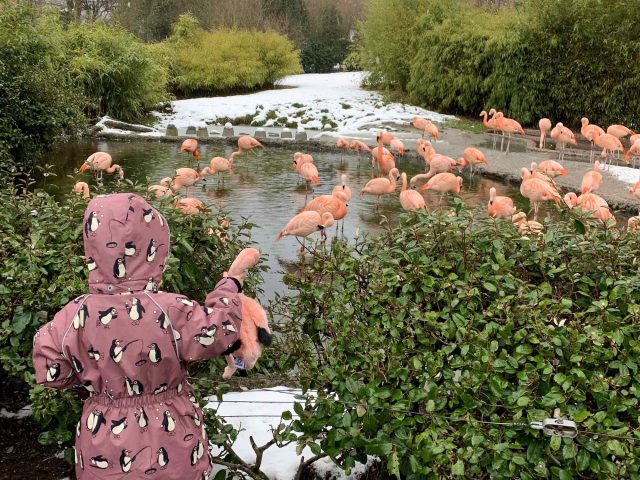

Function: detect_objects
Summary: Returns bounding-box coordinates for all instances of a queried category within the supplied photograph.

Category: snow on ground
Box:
[95,116,163,137]
[608,164,640,185]
[205,387,376,479]
[153,72,454,135]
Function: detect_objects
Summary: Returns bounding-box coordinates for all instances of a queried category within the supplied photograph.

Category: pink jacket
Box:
[33,193,242,479]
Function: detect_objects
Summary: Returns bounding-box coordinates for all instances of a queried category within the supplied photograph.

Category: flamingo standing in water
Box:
[303,191,349,235]
[276,211,335,251]
[419,172,463,206]
[539,118,552,149]
[337,137,349,162]
[173,197,207,215]
[493,112,525,153]
[293,155,319,193]
[373,132,396,175]
[550,122,577,161]
[360,167,400,210]
[349,140,371,161]
[390,138,405,156]
[203,156,234,185]
[626,139,640,167]
[230,136,264,162]
[417,139,436,169]
[377,130,395,145]
[487,187,516,219]
[581,117,605,163]
[171,167,205,194]
[581,161,602,194]
[480,109,499,148]
[74,182,90,199]
[80,152,124,182]
[519,167,561,220]
[180,138,201,167]
[457,147,488,175]
[332,174,352,201]
[399,172,426,211]
[412,155,457,183]
[148,178,173,200]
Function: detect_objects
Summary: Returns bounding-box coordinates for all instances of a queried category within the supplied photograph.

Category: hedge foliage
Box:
[275,204,640,478]
[359,0,640,126]
[0,173,262,445]
[163,14,302,95]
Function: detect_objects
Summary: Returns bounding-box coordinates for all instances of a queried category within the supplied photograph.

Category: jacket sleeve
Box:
[32,302,81,389]
[175,278,243,362]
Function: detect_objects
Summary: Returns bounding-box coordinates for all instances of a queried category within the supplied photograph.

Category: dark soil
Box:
[0,374,74,480]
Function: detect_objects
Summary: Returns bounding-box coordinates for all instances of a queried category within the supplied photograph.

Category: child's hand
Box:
[224,248,260,286]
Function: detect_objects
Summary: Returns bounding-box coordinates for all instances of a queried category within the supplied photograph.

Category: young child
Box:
[33,193,254,479]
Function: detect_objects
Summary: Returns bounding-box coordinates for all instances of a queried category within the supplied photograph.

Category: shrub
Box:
[274,206,640,478]
[63,21,169,121]
[0,173,262,445]
[0,3,83,166]
[165,14,302,95]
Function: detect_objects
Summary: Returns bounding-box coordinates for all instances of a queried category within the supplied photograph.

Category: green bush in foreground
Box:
[0,174,262,445]
[165,14,302,95]
[275,205,640,478]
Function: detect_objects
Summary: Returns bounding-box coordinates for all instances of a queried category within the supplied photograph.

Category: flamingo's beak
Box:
[80,163,88,173]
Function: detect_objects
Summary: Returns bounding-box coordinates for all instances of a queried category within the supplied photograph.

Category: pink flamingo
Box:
[73,181,90,199]
[276,211,335,251]
[457,147,488,175]
[628,211,640,229]
[349,140,371,161]
[591,130,624,169]
[171,168,203,192]
[520,167,561,220]
[203,156,234,185]
[581,161,602,194]
[487,187,516,219]
[377,130,395,145]
[493,112,524,153]
[417,139,436,169]
[564,192,613,224]
[360,167,400,210]
[418,173,463,207]
[303,191,348,235]
[625,139,640,167]
[148,177,173,199]
[173,197,206,215]
[530,163,555,185]
[413,154,457,183]
[337,137,349,161]
[390,138,405,156]
[512,212,544,235]
[399,172,426,211]
[373,132,396,175]
[536,160,568,177]
[80,152,124,181]
[230,136,264,162]
[480,109,499,148]
[607,124,635,139]
[294,161,319,193]
[628,180,640,201]
[581,117,606,163]
[180,138,201,167]
[332,174,352,201]
[539,118,552,149]
[550,122,577,161]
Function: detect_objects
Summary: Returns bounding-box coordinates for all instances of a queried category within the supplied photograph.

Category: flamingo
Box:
[390,138,405,156]
[607,124,635,139]
[539,118,552,149]
[487,187,516,219]
[180,138,201,167]
[519,167,561,220]
[412,115,428,132]
[373,132,396,175]
[423,121,439,142]
[173,197,207,215]
[360,167,400,210]
[276,211,335,251]
[303,191,348,235]
[331,174,352,201]
[581,161,602,194]
[457,147,488,175]
[625,139,640,167]
[628,180,640,201]
[628,211,640,229]
[337,137,349,162]
[203,156,234,185]
[230,135,264,162]
[294,160,319,193]
[171,168,203,192]
[80,152,124,181]
[530,163,555,185]
[293,152,314,166]
[418,173,463,207]
[512,212,544,235]
[480,109,499,148]
[591,130,624,169]
[581,118,605,163]
[417,139,436,169]
[399,172,426,211]
[413,154,457,183]
[493,112,524,153]
[564,192,613,224]
[73,182,90,199]
[148,177,173,199]
[550,122,577,161]
[536,160,568,178]
[349,140,371,160]
[377,130,395,145]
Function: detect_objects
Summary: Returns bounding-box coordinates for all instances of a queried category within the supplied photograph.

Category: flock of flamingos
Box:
[75,109,640,250]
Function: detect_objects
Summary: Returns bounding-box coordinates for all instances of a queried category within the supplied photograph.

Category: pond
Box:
[43,139,536,301]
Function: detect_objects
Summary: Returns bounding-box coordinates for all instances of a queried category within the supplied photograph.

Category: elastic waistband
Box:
[89,386,183,407]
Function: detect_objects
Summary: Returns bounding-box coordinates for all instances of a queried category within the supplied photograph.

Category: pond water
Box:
[43,139,535,301]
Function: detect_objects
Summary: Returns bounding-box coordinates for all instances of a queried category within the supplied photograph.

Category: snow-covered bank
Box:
[153,72,454,135]
[205,387,377,479]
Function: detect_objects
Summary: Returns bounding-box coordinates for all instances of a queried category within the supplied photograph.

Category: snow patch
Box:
[204,387,374,479]
[153,72,454,135]
[608,165,640,185]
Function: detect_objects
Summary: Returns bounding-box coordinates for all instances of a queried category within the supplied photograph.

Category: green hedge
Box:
[164,14,302,95]
[359,0,640,126]
[275,205,640,478]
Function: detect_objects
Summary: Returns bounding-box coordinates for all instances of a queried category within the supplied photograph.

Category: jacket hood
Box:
[83,193,170,294]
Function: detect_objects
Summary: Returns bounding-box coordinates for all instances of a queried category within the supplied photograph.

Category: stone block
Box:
[165,124,178,137]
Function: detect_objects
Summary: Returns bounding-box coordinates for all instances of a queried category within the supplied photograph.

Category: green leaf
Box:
[451,459,465,476]
[574,219,585,234]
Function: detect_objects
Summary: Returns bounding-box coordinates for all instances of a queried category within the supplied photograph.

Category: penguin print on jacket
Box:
[71,356,84,374]
[97,307,117,328]
[157,447,169,469]
[222,319,237,335]
[156,312,169,332]
[190,439,204,466]
[144,277,157,292]
[109,340,127,363]
[84,212,100,237]
[83,380,95,393]
[153,383,168,394]
[126,298,145,324]
[73,304,88,330]
[142,208,154,224]
[176,297,194,307]
[146,239,158,262]
[110,417,128,438]
[113,256,126,279]
[119,449,133,473]
[194,328,215,348]
[125,376,134,396]
[87,346,101,361]
[124,241,137,257]
[148,343,161,364]
[75,447,84,470]
[87,257,97,271]
[131,380,144,395]
[86,409,107,437]
[46,361,61,382]
[134,407,148,431]
[161,411,176,434]
[90,455,111,469]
